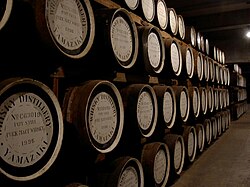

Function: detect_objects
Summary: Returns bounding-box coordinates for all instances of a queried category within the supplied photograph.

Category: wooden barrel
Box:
[196,31,201,51]
[199,87,207,116]
[181,45,195,79]
[203,119,212,146]
[155,0,168,30]
[207,86,214,113]
[118,0,139,11]
[219,65,224,85]
[214,62,219,84]
[120,84,158,139]
[203,56,209,82]
[63,80,124,154]
[35,0,95,59]
[226,109,231,129]
[205,38,209,55]
[195,123,205,154]
[200,34,205,53]
[184,26,196,47]
[188,86,200,120]
[167,8,178,36]
[153,85,176,129]
[140,0,156,22]
[218,88,224,110]
[137,25,165,75]
[177,14,185,40]
[220,111,227,133]
[141,142,170,187]
[195,52,204,81]
[209,58,215,82]
[226,68,230,86]
[92,156,144,187]
[214,88,219,111]
[182,125,197,164]
[224,110,230,130]
[0,77,63,181]
[223,89,227,109]
[163,134,185,176]
[210,117,218,140]
[215,113,222,137]
[164,38,183,77]
[226,89,230,107]
[172,85,190,124]
[93,7,139,71]
[0,0,13,30]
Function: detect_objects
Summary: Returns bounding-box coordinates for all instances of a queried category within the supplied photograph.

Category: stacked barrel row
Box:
[228,64,248,120]
[0,0,238,187]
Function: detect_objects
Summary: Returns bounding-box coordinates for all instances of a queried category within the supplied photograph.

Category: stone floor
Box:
[170,105,250,187]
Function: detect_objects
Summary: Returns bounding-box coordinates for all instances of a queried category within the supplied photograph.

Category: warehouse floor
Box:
[170,105,250,187]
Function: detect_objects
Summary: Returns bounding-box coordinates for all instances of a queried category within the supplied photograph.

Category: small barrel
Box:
[196,31,201,51]
[155,0,168,30]
[163,134,185,176]
[140,0,156,22]
[226,109,231,129]
[120,84,158,139]
[220,111,227,132]
[93,7,139,71]
[177,14,185,40]
[205,38,209,55]
[63,80,124,154]
[219,65,224,85]
[164,38,183,77]
[218,88,224,110]
[200,35,205,53]
[226,68,231,86]
[203,56,210,82]
[117,0,139,11]
[137,25,165,75]
[210,117,218,140]
[195,52,204,82]
[182,125,197,164]
[92,156,144,187]
[207,86,214,113]
[214,62,219,83]
[184,26,196,47]
[209,58,215,82]
[172,85,190,124]
[215,113,222,137]
[0,77,64,181]
[199,87,208,116]
[181,45,195,79]
[203,119,212,146]
[188,86,200,120]
[141,142,170,187]
[0,0,13,31]
[153,85,176,130]
[214,88,219,111]
[167,8,178,36]
[195,123,205,154]
[35,0,95,59]
[226,89,230,107]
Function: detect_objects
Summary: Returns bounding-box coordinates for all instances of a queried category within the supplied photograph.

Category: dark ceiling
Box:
[166,0,250,64]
